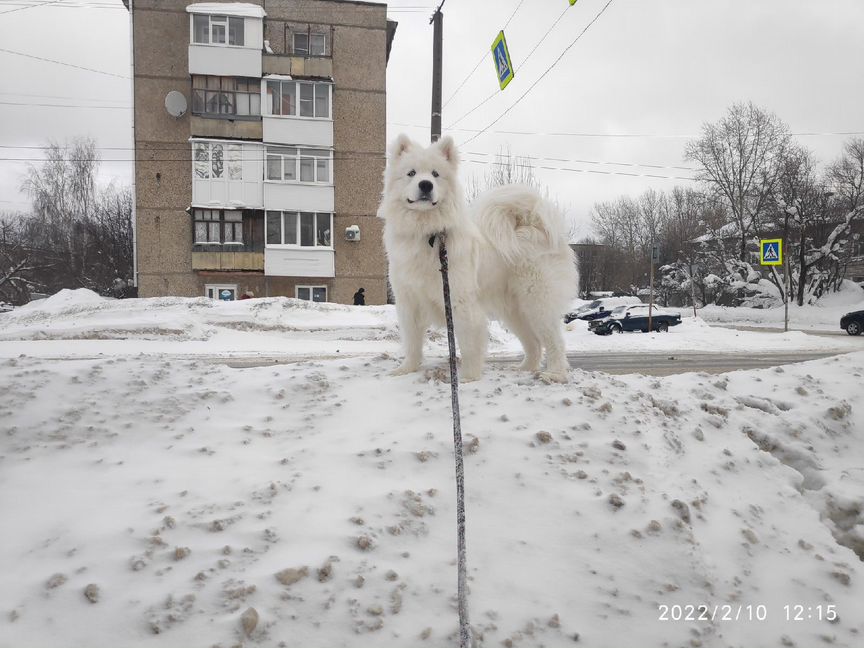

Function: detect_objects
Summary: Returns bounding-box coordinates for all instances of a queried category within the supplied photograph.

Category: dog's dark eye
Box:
[407,170,416,177]
[432,170,439,178]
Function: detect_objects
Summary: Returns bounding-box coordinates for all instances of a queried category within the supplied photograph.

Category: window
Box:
[206,284,239,301]
[296,286,327,302]
[292,30,327,56]
[193,142,243,180]
[194,209,244,245]
[191,14,244,46]
[266,211,332,247]
[265,147,331,183]
[265,80,331,119]
[192,76,261,118]
[851,236,864,258]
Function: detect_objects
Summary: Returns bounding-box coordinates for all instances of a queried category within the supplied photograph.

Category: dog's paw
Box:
[390,363,420,377]
[538,370,569,384]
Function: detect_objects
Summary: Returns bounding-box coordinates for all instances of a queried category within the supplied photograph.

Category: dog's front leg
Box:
[392,303,426,376]
[453,307,488,382]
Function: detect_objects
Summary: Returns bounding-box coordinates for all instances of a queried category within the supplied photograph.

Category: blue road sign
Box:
[491,31,515,90]
[760,239,782,266]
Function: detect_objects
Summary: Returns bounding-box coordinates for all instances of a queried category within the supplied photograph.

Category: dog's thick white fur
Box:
[378,134,578,382]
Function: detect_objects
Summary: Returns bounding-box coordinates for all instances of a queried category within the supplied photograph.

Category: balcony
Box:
[187,3,264,77]
[191,139,264,209]
[192,251,264,271]
[262,77,333,147]
[264,248,335,278]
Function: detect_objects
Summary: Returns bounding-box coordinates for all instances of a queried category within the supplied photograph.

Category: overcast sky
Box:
[2,0,864,237]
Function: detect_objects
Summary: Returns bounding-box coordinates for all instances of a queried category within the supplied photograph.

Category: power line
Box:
[441,0,526,109]
[0,100,131,109]
[0,47,130,80]
[388,120,864,139]
[446,2,573,130]
[0,0,65,15]
[460,0,616,146]
[0,143,697,173]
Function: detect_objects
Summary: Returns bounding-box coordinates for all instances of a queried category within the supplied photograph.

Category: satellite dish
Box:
[165,91,188,118]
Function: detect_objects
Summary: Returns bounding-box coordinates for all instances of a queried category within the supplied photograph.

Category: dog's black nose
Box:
[418,179,433,194]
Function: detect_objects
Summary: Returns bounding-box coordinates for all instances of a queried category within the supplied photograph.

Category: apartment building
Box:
[126,0,396,303]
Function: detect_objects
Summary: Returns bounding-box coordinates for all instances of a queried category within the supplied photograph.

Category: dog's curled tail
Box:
[473,184,569,264]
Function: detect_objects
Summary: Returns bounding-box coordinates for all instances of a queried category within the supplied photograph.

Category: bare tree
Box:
[5,137,134,301]
[466,146,538,200]
[685,102,791,261]
[827,137,864,212]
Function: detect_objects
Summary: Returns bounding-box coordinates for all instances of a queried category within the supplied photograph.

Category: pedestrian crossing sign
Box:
[760,239,783,266]
[491,31,515,90]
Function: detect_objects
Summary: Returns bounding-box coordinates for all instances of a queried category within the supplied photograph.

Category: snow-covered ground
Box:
[698,282,864,333]
[1,291,863,648]
[1,289,861,361]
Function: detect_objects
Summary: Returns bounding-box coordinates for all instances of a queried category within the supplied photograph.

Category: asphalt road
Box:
[220,350,847,376]
[555,350,843,376]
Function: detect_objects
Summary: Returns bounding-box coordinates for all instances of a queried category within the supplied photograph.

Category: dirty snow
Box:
[1,290,863,648]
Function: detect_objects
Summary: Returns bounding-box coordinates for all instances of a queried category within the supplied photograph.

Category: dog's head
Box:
[382,134,460,213]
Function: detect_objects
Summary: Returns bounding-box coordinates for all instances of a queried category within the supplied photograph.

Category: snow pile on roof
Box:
[1,348,862,646]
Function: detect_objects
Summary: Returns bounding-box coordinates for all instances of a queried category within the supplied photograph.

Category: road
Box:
[219,350,847,376]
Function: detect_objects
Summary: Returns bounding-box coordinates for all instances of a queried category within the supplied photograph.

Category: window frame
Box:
[191,76,261,120]
[193,209,244,246]
[192,140,245,183]
[295,285,328,302]
[265,211,333,249]
[190,14,246,48]
[289,26,328,57]
[205,284,239,300]
[264,78,332,120]
[264,146,333,185]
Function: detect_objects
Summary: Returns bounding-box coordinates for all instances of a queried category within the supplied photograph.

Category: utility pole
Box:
[689,263,698,319]
[429,8,471,647]
[648,243,657,332]
[430,1,445,142]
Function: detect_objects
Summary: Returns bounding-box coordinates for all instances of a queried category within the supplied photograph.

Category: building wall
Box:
[132,0,389,303]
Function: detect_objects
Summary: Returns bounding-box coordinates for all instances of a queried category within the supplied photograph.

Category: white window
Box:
[266,211,332,247]
[292,31,327,56]
[192,14,244,46]
[192,76,261,118]
[206,284,239,300]
[296,286,327,302]
[193,142,243,181]
[265,80,331,119]
[265,147,331,184]
[194,209,244,245]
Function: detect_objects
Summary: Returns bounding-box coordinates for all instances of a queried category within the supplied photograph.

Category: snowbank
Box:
[1,350,862,647]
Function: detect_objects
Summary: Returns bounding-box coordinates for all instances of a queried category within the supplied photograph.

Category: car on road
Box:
[840,309,864,336]
[592,304,682,335]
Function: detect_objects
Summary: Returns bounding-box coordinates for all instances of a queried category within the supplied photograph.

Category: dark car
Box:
[593,304,682,335]
[840,310,864,336]
[564,300,601,324]
[564,297,641,324]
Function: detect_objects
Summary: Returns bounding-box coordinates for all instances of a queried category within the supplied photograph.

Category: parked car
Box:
[840,310,864,336]
[0,301,13,313]
[593,304,682,335]
[564,296,642,324]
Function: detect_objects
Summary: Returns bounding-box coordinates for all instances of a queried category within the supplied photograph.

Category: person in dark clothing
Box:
[353,287,366,305]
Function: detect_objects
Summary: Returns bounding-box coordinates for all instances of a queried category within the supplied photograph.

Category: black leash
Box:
[435,231,472,648]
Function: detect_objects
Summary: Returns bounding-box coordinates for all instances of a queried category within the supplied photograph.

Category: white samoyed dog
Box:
[378,134,578,383]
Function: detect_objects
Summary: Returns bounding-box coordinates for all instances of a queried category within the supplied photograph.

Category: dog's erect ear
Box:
[389,134,415,159]
[435,135,459,168]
